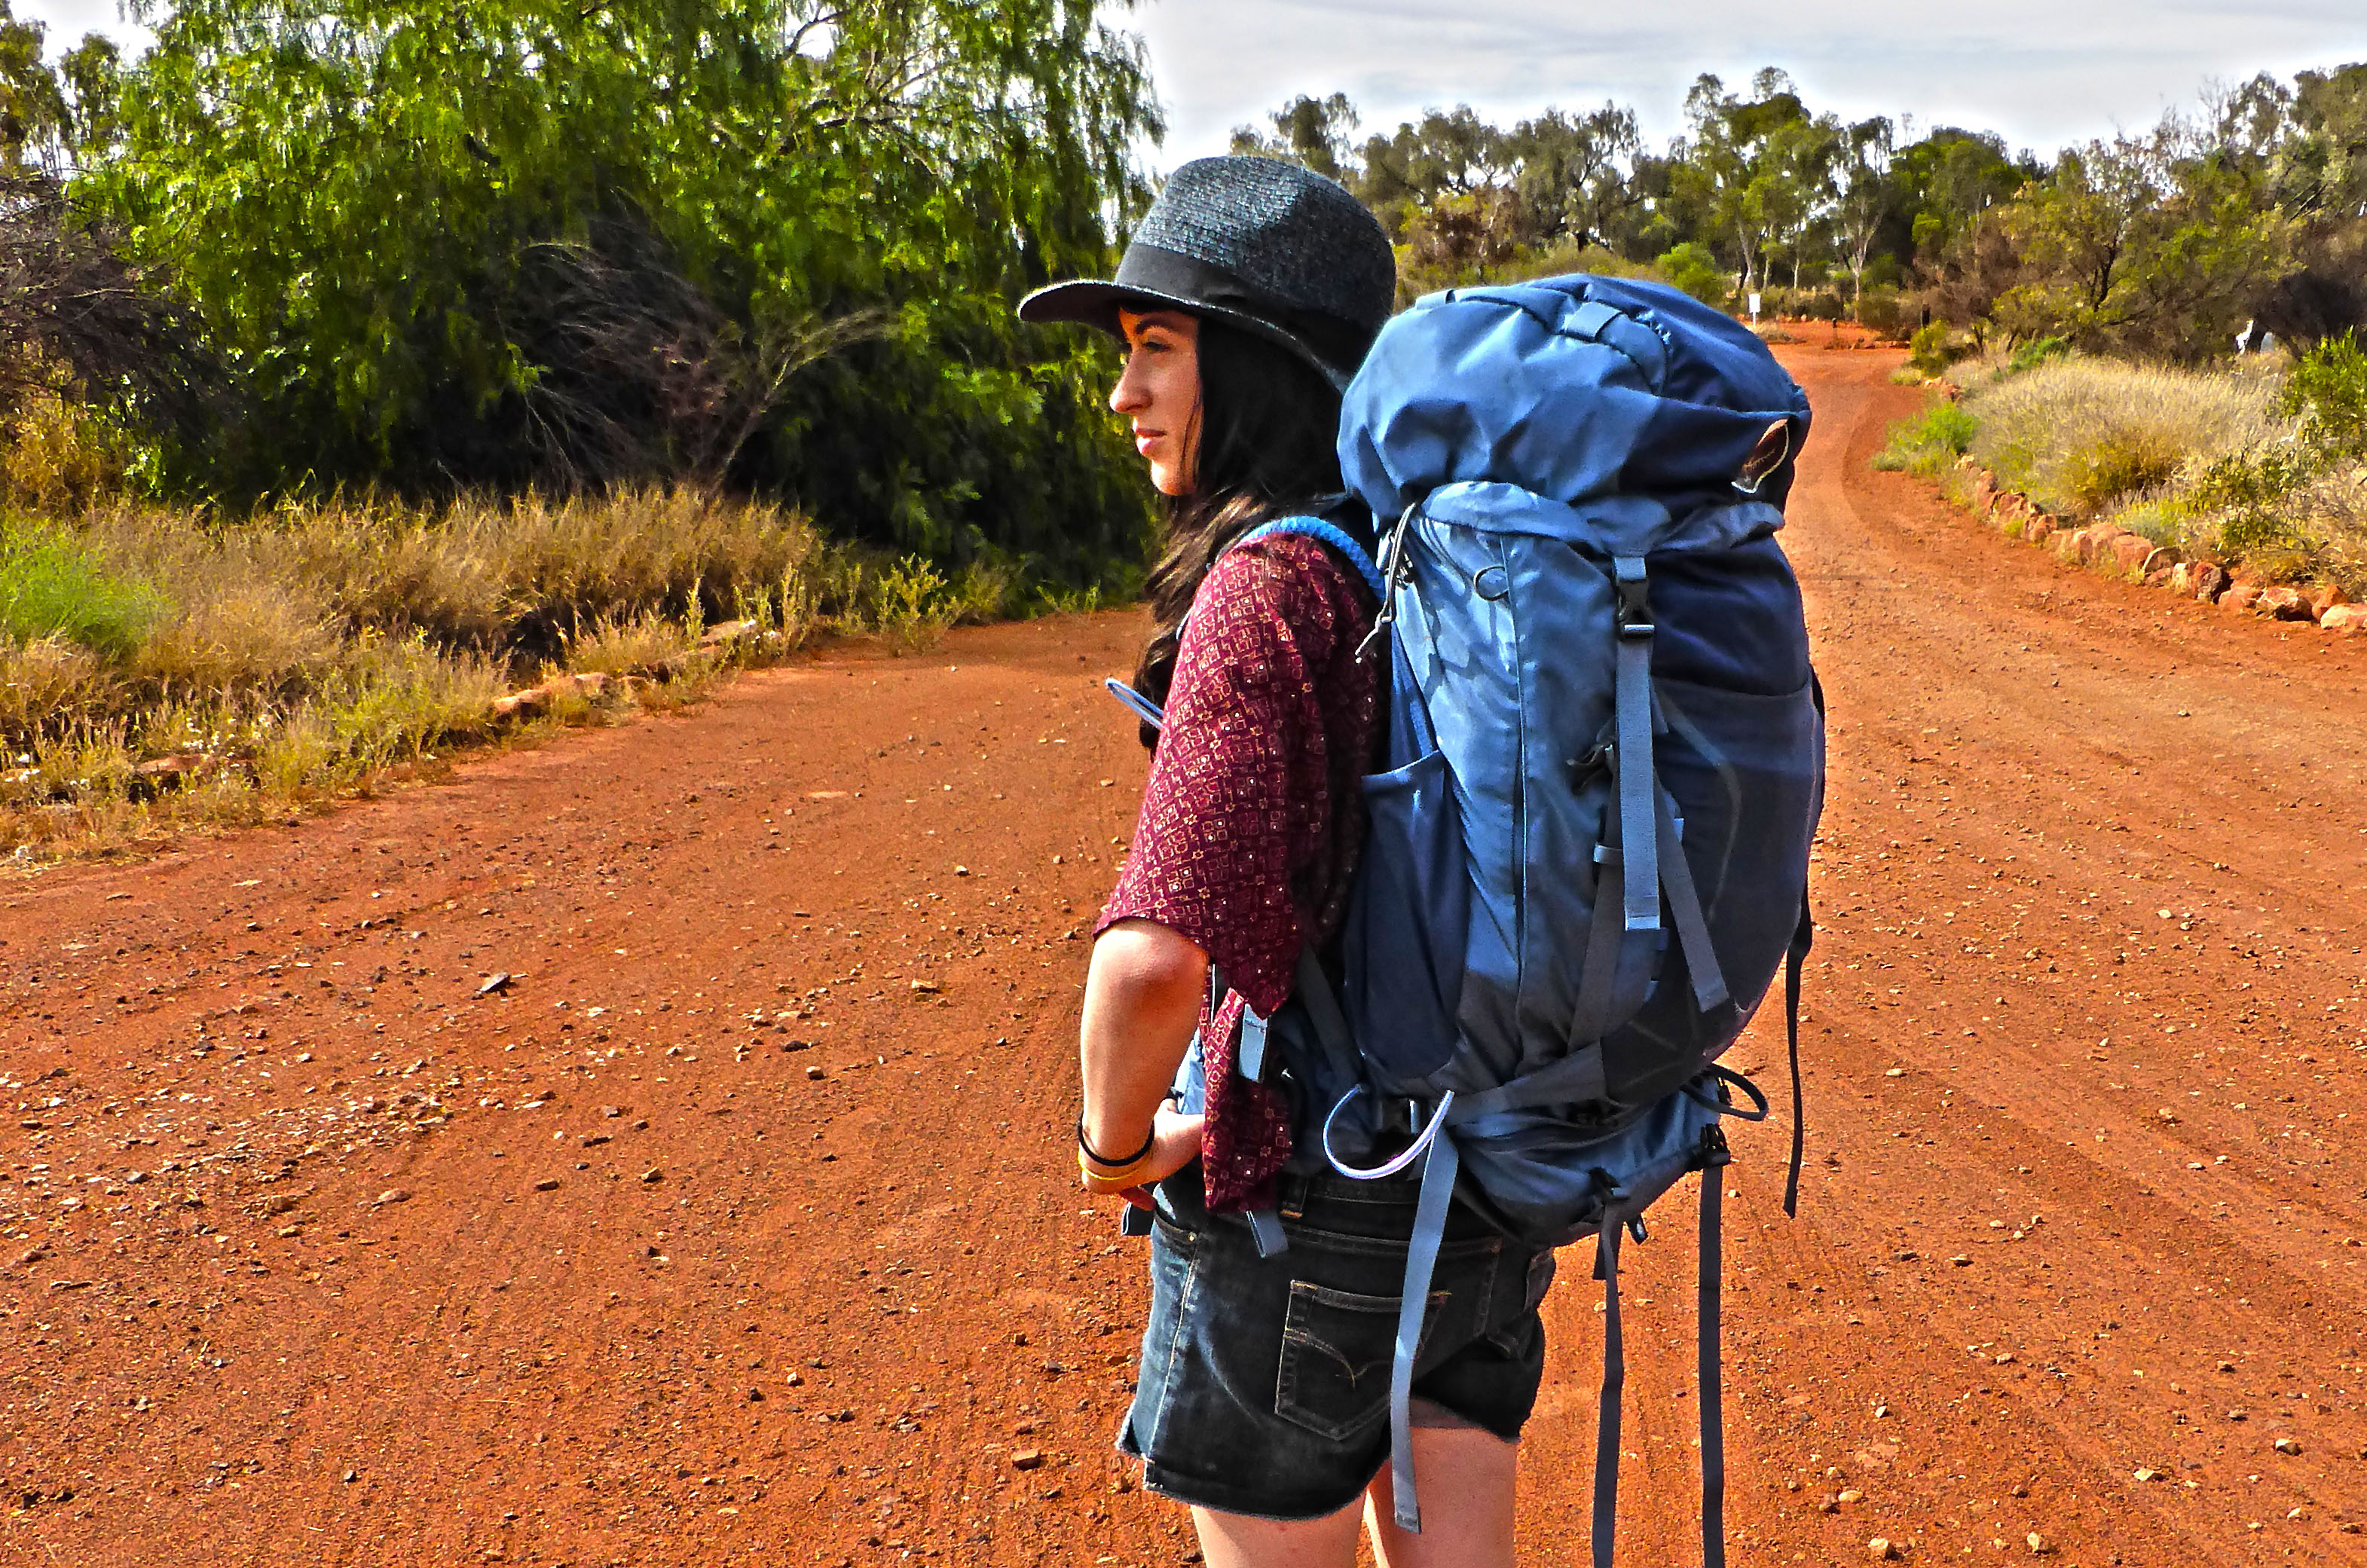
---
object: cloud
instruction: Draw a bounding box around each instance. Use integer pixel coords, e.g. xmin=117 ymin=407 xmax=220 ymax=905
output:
xmin=1125 ymin=0 xmax=2367 ymax=164
xmin=20 ymin=1 xmax=149 ymax=55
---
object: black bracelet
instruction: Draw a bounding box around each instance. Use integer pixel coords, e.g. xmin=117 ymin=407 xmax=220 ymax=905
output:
xmin=1078 ymin=1115 xmax=1158 ymax=1170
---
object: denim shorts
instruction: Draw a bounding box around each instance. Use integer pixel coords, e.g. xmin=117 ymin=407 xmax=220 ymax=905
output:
xmin=1118 ymin=1163 xmax=1556 ymax=1520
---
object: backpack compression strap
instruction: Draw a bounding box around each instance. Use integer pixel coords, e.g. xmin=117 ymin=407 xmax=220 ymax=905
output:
xmin=1781 ymin=890 xmax=1814 ymax=1218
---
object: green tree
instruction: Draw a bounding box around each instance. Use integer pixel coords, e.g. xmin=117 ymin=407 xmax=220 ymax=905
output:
xmin=1356 ymin=105 xmax=1513 ymax=237
xmin=1989 ymin=121 xmax=2289 ymax=358
xmin=1504 ymin=102 xmax=1641 ymax=250
xmin=78 ymin=0 xmax=1161 ymax=582
xmin=1230 ymin=92 xmax=1359 ymax=183
xmin=1831 ymin=116 xmax=1894 ymax=305
xmin=1890 ymin=127 xmax=2033 ymax=271
xmin=0 ymin=2 xmax=66 ymax=173
xmin=1668 ymin=69 xmax=1821 ymax=298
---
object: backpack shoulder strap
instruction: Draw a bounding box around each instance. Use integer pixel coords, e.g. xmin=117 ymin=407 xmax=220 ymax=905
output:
xmin=1236 ymin=515 xmax=1387 ymax=604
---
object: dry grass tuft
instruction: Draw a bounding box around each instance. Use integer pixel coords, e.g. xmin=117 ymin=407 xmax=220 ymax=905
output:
xmin=0 ymin=485 xmax=1007 ymax=865
xmin=1965 ymin=359 xmax=2286 ymax=519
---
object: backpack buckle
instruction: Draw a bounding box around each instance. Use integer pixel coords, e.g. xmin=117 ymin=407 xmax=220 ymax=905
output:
xmin=1697 ymin=1123 xmax=1733 ymax=1169
xmin=1615 ymin=574 xmax=1653 ymax=640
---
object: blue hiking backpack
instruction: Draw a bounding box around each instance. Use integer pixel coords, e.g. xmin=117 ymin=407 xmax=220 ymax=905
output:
xmin=1111 ymin=275 xmax=1824 ymax=1565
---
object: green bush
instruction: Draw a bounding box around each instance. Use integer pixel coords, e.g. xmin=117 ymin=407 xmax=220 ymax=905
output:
xmin=1871 ymin=399 xmax=1977 ymax=475
xmin=1908 ymin=322 xmax=1962 ymax=377
xmin=2277 ymin=332 xmax=2367 ymax=460
xmin=1656 ymin=243 xmax=1731 ymax=308
xmin=76 ymin=0 xmax=1162 ymax=587
xmin=0 ymin=524 xmax=167 ymax=657
xmin=2006 ymin=336 xmax=2072 ymax=375
xmin=1855 ymin=289 xmax=1909 ymax=337
xmin=2065 ymin=425 xmax=2182 ymax=513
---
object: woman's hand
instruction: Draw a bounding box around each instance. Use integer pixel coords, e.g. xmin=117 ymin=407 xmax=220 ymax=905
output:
xmin=1106 ymin=1105 xmax=1204 ymax=1211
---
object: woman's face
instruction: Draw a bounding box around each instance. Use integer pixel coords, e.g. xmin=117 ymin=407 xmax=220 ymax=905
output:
xmin=1111 ymin=308 xmax=1201 ymax=497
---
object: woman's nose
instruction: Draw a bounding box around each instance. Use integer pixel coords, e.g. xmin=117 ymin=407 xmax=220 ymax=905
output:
xmin=1109 ymin=356 xmax=1148 ymax=415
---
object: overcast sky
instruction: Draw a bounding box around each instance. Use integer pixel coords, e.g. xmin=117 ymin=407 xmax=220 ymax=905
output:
xmin=1127 ymin=0 xmax=2367 ymax=164
xmin=21 ymin=0 xmax=2367 ymax=165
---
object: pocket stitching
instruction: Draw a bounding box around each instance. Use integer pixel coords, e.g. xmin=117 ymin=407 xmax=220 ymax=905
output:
xmin=1274 ymin=1281 xmax=1446 ymax=1444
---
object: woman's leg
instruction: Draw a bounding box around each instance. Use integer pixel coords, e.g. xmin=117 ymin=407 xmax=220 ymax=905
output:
xmin=1362 ymin=1426 xmax=1520 ymax=1568
xmin=1191 ymin=1495 xmax=1365 ymax=1568
xmin=1186 ymin=1425 xmax=1519 ymax=1568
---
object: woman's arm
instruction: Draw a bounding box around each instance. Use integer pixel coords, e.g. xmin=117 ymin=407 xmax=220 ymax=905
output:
xmin=1078 ymin=918 xmax=1208 ymax=1191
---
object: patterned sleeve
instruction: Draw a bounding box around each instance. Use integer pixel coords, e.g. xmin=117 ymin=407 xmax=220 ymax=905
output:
xmin=1097 ymin=537 xmax=1344 ymax=1018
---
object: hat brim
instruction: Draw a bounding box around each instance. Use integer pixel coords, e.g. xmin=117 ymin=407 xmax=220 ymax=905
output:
xmin=1017 ymin=279 xmax=1355 ymax=391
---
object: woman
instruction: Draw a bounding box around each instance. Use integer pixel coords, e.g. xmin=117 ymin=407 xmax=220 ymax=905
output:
xmin=1020 ymin=157 xmax=1554 ymax=1568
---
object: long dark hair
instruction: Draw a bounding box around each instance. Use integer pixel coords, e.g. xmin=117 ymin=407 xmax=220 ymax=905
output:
xmin=1132 ymin=319 xmax=1346 ymax=746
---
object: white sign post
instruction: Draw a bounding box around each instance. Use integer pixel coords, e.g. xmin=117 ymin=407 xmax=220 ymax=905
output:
xmin=1748 ymin=291 xmax=1763 ymax=324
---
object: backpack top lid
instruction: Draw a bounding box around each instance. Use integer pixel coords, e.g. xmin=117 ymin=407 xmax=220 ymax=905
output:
xmin=1339 ymin=274 xmax=1812 ymax=558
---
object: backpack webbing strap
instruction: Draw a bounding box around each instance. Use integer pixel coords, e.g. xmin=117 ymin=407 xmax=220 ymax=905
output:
xmin=1612 ymin=557 xmax=1660 ymax=934
xmin=1591 ymin=1215 xmax=1627 ymax=1568
xmin=1699 ymin=1156 xmax=1727 ymax=1568
xmin=1387 ymin=1129 xmax=1461 ymax=1534
xmin=1246 ymin=1209 xmax=1289 ymax=1258
xmin=1781 ymin=891 xmax=1814 ymax=1218
xmin=1567 ymin=807 xmax=1644 ymax=1051
xmin=1654 ymin=793 xmax=1729 ymax=1012
xmin=1446 ymin=1046 xmax=1607 ymax=1120
xmin=1293 ymin=944 xmax=1359 ymax=1077
xmin=1237 ymin=1010 xmax=1272 ymax=1082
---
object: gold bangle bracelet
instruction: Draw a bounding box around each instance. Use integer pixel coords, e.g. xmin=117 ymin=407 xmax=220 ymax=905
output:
xmin=1078 ymin=1145 xmax=1158 ymax=1192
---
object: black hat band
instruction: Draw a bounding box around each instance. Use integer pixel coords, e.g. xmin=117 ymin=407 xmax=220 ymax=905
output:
xmin=1112 ymin=244 xmax=1379 ymax=382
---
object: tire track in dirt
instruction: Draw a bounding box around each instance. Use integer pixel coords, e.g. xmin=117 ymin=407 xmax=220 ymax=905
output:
xmin=4 ymin=347 xmax=2364 ymax=1567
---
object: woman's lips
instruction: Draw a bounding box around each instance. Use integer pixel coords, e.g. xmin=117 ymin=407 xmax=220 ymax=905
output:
xmin=1134 ymin=429 xmax=1161 ymax=457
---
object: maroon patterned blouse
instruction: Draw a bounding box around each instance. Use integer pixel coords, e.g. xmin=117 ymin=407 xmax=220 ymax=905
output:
xmin=1097 ymin=531 xmax=1381 ymax=1212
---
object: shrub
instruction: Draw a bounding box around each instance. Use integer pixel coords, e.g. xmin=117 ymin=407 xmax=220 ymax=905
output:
xmin=1871 ymin=399 xmax=1977 ymax=476
xmin=0 ymin=384 xmax=127 ymax=512
xmin=2277 ymin=332 xmax=2367 ymax=460
xmin=2064 ymin=425 xmax=2183 ymax=513
xmin=1855 ymin=288 xmax=1909 ymax=338
xmin=1656 ymin=243 xmax=1731 ymax=308
xmin=2005 ymin=336 xmax=2072 ymax=375
xmin=0 ymin=523 xmax=167 ymax=656
xmin=1908 ymin=322 xmax=1964 ymax=377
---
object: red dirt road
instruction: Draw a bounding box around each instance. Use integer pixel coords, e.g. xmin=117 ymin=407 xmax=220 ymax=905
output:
xmin=5 ymin=348 xmax=2366 ymax=1568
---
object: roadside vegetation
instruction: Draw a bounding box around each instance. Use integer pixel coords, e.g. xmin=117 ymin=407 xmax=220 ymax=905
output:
xmin=0 ymin=485 xmax=1010 ymax=860
xmin=1876 ymin=335 xmax=2367 ymax=597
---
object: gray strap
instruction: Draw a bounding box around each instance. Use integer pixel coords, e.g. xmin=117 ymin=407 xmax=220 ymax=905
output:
xmin=1446 ymin=1046 xmax=1607 ymax=1121
xmin=1567 ymin=827 xmax=1633 ymax=1049
xmin=1653 ymin=793 xmax=1729 ymax=1012
xmin=1612 ymin=556 xmax=1659 ymax=934
xmin=1387 ymin=1131 xmax=1461 ymax=1533
xmin=1699 ymin=1166 xmax=1726 ymax=1567
xmin=1237 ymin=1010 xmax=1271 ymax=1082
xmin=1568 ymin=808 xmax=1652 ymax=1052
xmin=1293 ymin=944 xmax=1356 ymax=1069
xmin=1246 ymin=1208 xmax=1289 ymax=1259
xmin=1592 ymin=1216 xmax=1626 ymax=1567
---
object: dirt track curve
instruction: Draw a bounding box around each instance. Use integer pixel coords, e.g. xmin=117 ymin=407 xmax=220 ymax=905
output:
xmin=5 ymin=347 xmax=2366 ymax=1568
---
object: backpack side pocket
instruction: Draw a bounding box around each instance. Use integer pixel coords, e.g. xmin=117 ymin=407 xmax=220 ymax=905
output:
xmin=1345 ymin=747 xmax=1469 ymax=1084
